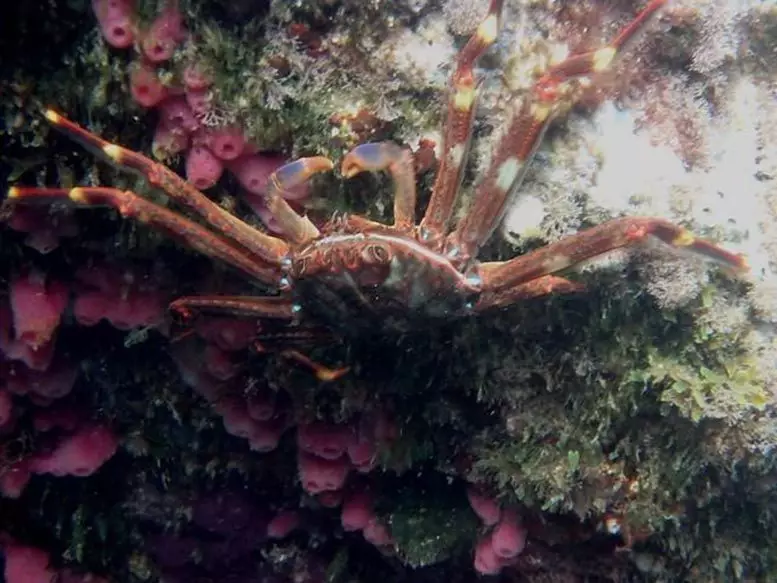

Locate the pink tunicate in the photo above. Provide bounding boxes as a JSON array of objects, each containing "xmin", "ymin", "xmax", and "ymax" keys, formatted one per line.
[
  {"xmin": 183, "ymin": 63, "xmax": 211, "ymax": 91},
  {"xmin": 92, "ymin": 0, "xmax": 136, "ymax": 48},
  {"xmin": 5, "ymin": 206, "xmax": 78, "ymax": 254},
  {"xmin": 141, "ymin": 0, "xmax": 185, "ymax": 63},
  {"xmin": 206, "ymin": 127, "xmax": 246, "ymax": 161},
  {"xmin": 341, "ymin": 490, "xmax": 373, "ymax": 532},
  {"xmin": 107, "ymin": 290, "xmax": 167, "ymax": 330},
  {"xmin": 195, "ymin": 317, "xmax": 256, "ymax": 351},
  {"xmin": 31, "ymin": 424, "xmax": 118, "ymax": 477},
  {"xmin": 33, "ymin": 406, "xmax": 84, "ymax": 433},
  {"xmin": 346, "ymin": 434, "xmax": 376, "ymax": 472},
  {"xmin": 73, "ymin": 264, "xmax": 166, "ymax": 329},
  {"xmin": 246, "ymin": 388, "xmax": 276, "ymax": 421},
  {"xmin": 130, "ymin": 61, "xmax": 168, "ymax": 108},
  {"xmin": 152, "ymin": 119, "xmax": 189, "ymax": 159},
  {"xmin": 297, "ymin": 451, "xmax": 350, "ymax": 494},
  {"xmin": 207, "ymin": 127, "xmax": 245, "ymax": 160},
  {"xmin": 214, "ymin": 397, "xmax": 255, "ymax": 439},
  {"xmin": 10, "ymin": 270, "xmax": 69, "ymax": 350},
  {"xmin": 467, "ymin": 485, "xmax": 501, "ymax": 526},
  {"xmin": 186, "ymin": 145, "xmax": 224, "ymax": 190},
  {"xmin": 0, "ymin": 461, "xmax": 31, "ymax": 499},
  {"xmin": 73, "ymin": 291, "xmax": 110, "ymax": 326},
  {"xmin": 23, "ymin": 360, "xmax": 78, "ymax": 400},
  {"xmin": 363, "ymin": 519, "xmax": 392, "ymax": 547},
  {"xmin": 297, "ymin": 422, "xmax": 353, "ymax": 460},
  {"xmin": 248, "ymin": 418, "xmax": 286, "ymax": 452},
  {"xmin": 267, "ymin": 510, "xmax": 300, "ymax": 539},
  {"xmin": 229, "ymin": 154, "xmax": 285, "ymax": 196},
  {"xmin": 158, "ymin": 97, "xmax": 199, "ymax": 133},
  {"xmin": 473, "ymin": 535, "xmax": 503, "ymax": 575},
  {"xmin": 491, "ymin": 509, "xmax": 527, "ymax": 559},
  {"xmin": 203, "ymin": 344, "xmax": 240, "ymax": 380},
  {"xmin": 3, "ymin": 544, "xmax": 57, "ymax": 583},
  {"xmin": 0, "ymin": 338, "xmax": 56, "ymax": 372},
  {"xmin": 0, "ymin": 390, "xmax": 12, "ymax": 427}
]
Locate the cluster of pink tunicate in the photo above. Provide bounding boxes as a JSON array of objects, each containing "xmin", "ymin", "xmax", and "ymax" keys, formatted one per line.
[
  {"xmin": 170, "ymin": 326, "xmax": 399, "ymax": 550},
  {"xmin": 91, "ymin": 0, "xmax": 308, "ymax": 236},
  {"xmin": 467, "ymin": 485, "xmax": 528, "ymax": 575},
  {"xmin": 142, "ymin": 488, "xmax": 330, "ymax": 582},
  {"xmin": 4, "ymin": 206, "xmax": 79, "ymax": 254},
  {"xmin": 3, "ymin": 540, "xmax": 107, "ymax": 583},
  {"xmin": 71, "ymin": 262, "xmax": 168, "ymax": 330},
  {"xmin": 0, "ymin": 263, "xmax": 169, "ymax": 498}
]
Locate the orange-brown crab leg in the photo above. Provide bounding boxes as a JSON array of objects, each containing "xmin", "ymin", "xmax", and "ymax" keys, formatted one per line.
[
  {"xmin": 418, "ymin": 0, "xmax": 503, "ymax": 248},
  {"xmin": 342, "ymin": 143, "xmax": 417, "ymax": 231},
  {"xmin": 170, "ymin": 295, "xmax": 297, "ymax": 319},
  {"xmin": 267, "ymin": 158, "xmax": 332, "ymax": 244},
  {"xmin": 475, "ymin": 217, "xmax": 748, "ymax": 296},
  {"xmin": 280, "ymin": 350, "xmax": 350, "ymax": 382},
  {"xmin": 42, "ymin": 110, "xmax": 290, "ymax": 265},
  {"xmin": 7, "ymin": 187, "xmax": 282, "ymax": 285},
  {"xmin": 475, "ymin": 275, "xmax": 584, "ymax": 311},
  {"xmin": 448, "ymin": 0, "xmax": 668, "ymax": 264},
  {"xmin": 169, "ymin": 296, "xmax": 349, "ymax": 382}
]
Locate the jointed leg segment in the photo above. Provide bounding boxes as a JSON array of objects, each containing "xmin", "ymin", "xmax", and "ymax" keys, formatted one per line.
[
  {"xmin": 41, "ymin": 110, "xmax": 291, "ymax": 265},
  {"xmin": 7, "ymin": 186, "xmax": 282, "ymax": 285},
  {"xmin": 476, "ymin": 217, "xmax": 748, "ymax": 296},
  {"xmin": 170, "ymin": 295, "xmax": 297, "ymax": 319},
  {"xmin": 418, "ymin": 0, "xmax": 504, "ymax": 248},
  {"xmin": 448, "ymin": 0, "xmax": 669, "ymax": 265}
]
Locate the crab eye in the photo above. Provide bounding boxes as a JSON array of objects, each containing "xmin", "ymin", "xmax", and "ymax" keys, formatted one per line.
[{"xmin": 363, "ymin": 244, "xmax": 390, "ymax": 264}]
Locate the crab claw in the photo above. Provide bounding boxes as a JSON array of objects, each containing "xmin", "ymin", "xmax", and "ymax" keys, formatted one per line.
[
  {"xmin": 272, "ymin": 156, "xmax": 334, "ymax": 190},
  {"xmin": 341, "ymin": 143, "xmax": 405, "ymax": 178}
]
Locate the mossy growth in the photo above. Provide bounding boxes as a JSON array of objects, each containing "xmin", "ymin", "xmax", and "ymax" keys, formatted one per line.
[
  {"xmin": 383, "ymin": 477, "xmax": 480, "ymax": 568},
  {"xmin": 463, "ymin": 264, "xmax": 777, "ymax": 578}
]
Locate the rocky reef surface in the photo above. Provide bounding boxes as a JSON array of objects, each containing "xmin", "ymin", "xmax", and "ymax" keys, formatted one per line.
[{"xmin": 0, "ymin": 0, "xmax": 776, "ymax": 581}]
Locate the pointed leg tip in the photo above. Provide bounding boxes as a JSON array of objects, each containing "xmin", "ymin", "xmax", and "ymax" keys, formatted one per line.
[
  {"xmin": 68, "ymin": 187, "xmax": 88, "ymax": 203},
  {"xmin": 44, "ymin": 109, "xmax": 61, "ymax": 124},
  {"xmin": 316, "ymin": 366, "xmax": 351, "ymax": 382}
]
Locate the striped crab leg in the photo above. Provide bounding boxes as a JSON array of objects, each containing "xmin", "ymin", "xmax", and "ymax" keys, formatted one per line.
[
  {"xmin": 168, "ymin": 296, "xmax": 349, "ymax": 381},
  {"xmin": 474, "ymin": 217, "xmax": 748, "ymax": 301},
  {"xmin": 447, "ymin": 0, "xmax": 668, "ymax": 265},
  {"xmin": 39, "ymin": 110, "xmax": 291, "ymax": 265},
  {"xmin": 6, "ymin": 186, "xmax": 282, "ymax": 285},
  {"xmin": 418, "ymin": 0, "xmax": 504, "ymax": 249}
]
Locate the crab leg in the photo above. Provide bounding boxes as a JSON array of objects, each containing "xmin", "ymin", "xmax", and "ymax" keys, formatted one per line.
[
  {"xmin": 448, "ymin": 0, "xmax": 668, "ymax": 264},
  {"xmin": 476, "ymin": 217, "xmax": 748, "ymax": 295},
  {"xmin": 7, "ymin": 187, "xmax": 281, "ymax": 285},
  {"xmin": 418, "ymin": 0, "xmax": 503, "ymax": 248},
  {"xmin": 342, "ymin": 143, "xmax": 417, "ymax": 231},
  {"xmin": 474, "ymin": 275, "xmax": 584, "ymax": 310},
  {"xmin": 42, "ymin": 110, "xmax": 290, "ymax": 264},
  {"xmin": 267, "ymin": 158, "xmax": 332, "ymax": 244},
  {"xmin": 170, "ymin": 295, "xmax": 296, "ymax": 319}
]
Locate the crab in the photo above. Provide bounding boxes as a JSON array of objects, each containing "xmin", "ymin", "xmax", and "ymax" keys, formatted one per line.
[{"xmin": 6, "ymin": 0, "xmax": 746, "ymax": 379}]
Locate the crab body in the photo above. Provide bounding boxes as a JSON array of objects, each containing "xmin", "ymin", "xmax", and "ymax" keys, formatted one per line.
[
  {"xmin": 5, "ymin": 0, "xmax": 747, "ymax": 378},
  {"xmin": 289, "ymin": 226, "xmax": 481, "ymax": 332}
]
